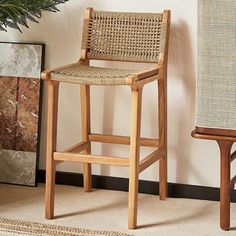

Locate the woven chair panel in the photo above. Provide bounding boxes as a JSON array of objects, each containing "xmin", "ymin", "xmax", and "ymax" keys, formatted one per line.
[
  {"xmin": 50, "ymin": 64, "xmax": 138, "ymax": 85},
  {"xmin": 82, "ymin": 11, "xmax": 166, "ymax": 63}
]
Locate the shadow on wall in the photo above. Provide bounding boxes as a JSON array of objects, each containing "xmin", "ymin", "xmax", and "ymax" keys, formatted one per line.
[
  {"xmin": 95, "ymin": 20, "xmax": 199, "ymax": 182},
  {"xmin": 101, "ymin": 86, "xmax": 117, "ymax": 176},
  {"xmin": 38, "ymin": 5, "xmax": 86, "ymax": 170},
  {"xmin": 97, "ymin": 66, "xmax": 157, "ymax": 178},
  {"xmin": 169, "ymin": 20, "xmax": 205, "ymax": 184}
]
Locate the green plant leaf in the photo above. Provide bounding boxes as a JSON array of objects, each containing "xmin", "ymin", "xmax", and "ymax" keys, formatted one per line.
[{"xmin": 0, "ymin": 0, "xmax": 68, "ymax": 32}]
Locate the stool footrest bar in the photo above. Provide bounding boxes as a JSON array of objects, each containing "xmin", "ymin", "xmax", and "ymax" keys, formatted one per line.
[
  {"xmin": 230, "ymin": 175, "xmax": 236, "ymax": 189},
  {"xmin": 139, "ymin": 148, "xmax": 164, "ymax": 173},
  {"xmin": 63, "ymin": 141, "xmax": 89, "ymax": 153},
  {"xmin": 89, "ymin": 133, "xmax": 159, "ymax": 147},
  {"xmin": 231, "ymin": 150, "xmax": 236, "ymax": 163},
  {"xmin": 53, "ymin": 152, "xmax": 130, "ymax": 167}
]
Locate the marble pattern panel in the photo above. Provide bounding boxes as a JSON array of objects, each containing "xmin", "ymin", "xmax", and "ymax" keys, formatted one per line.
[
  {"xmin": 0, "ymin": 42, "xmax": 44, "ymax": 186},
  {"xmin": 0, "ymin": 149, "xmax": 36, "ymax": 186}
]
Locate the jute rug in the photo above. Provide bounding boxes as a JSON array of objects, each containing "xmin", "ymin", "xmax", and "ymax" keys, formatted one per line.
[{"xmin": 0, "ymin": 217, "xmax": 133, "ymax": 236}]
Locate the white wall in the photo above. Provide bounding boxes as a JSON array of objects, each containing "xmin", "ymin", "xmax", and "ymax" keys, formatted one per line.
[{"xmin": 1, "ymin": 0, "xmax": 228, "ymax": 188}]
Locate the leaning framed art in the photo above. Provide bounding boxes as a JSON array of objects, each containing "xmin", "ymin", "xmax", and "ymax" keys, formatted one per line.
[{"xmin": 0, "ymin": 42, "xmax": 45, "ymax": 186}]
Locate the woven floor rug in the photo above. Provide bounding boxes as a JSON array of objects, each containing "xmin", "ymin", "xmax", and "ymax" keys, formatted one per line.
[{"xmin": 0, "ymin": 217, "xmax": 132, "ymax": 236}]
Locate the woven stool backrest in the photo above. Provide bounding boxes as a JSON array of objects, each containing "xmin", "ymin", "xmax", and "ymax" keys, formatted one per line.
[{"xmin": 82, "ymin": 9, "xmax": 169, "ymax": 63}]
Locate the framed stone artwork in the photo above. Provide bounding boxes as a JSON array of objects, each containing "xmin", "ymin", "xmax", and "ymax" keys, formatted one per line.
[{"xmin": 0, "ymin": 42, "xmax": 45, "ymax": 186}]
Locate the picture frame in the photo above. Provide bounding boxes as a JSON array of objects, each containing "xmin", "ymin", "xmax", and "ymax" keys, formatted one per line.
[{"xmin": 0, "ymin": 42, "xmax": 45, "ymax": 186}]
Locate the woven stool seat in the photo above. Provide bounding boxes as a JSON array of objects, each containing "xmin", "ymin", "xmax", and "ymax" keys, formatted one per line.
[{"xmin": 50, "ymin": 64, "xmax": 140, "ymax": 85}]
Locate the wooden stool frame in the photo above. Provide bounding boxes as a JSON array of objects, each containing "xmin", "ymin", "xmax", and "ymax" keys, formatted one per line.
[
  {"xmin": 43, "ymin": 8, "xmax": 171, "ymax": 229},
  {"xmin": 192, "ymin": 127, "xmax": 236, "ymax": 231}
]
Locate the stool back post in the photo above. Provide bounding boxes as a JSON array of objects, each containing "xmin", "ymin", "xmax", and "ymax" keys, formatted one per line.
[
  {"xmin": 45, "ymin": 80, "xmax": 59, "ymax": 219},
  {"xmin": 80, "ymin": 7, "xmax": 93, "ymax": 192},
  {"xmin": 80, "ymin": 7, "xmax": 93, "ymax": 63},
  {"xmin": 158, "ymin": 10, "xmax": 171, "ymax": 148},
  {"xmin": 158, "ymin": 10, "xmax": 171, "ymax": 200}
]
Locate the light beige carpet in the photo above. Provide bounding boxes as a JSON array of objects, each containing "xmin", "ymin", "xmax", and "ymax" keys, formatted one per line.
[{"xmin": 0, "ymin": 183, "xmax": 236, "ymax": 236}]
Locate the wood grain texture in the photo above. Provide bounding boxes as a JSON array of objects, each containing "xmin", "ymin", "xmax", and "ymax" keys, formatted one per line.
[
  {"xmin": 158, "ymin": 77, "xmax": 167, "ymax": 200},
  {"xmin": 217, "ymin": 140, "xmax": 233, "ymax": 231},
  {"xmin": 54, "ymin": 152, "xmax": 129, "ymax": 166},
  {"xmin": 231, "ymin": 150, "xmax": 236, "ymax": 163},
  {"xmin": 158, "ymin": 10, "xmax": 170, "ymax": 201},
  {"xmin": 128, "ymin": 87, "xmax": 142, "ymax": 229},
  {"xmin": 89, "ymin": 133, "xmax": 159, "ymax": 147},
  {"xmin": 139, "ymin": 149, "xmax": 164, "ymax": 174},
  {"xmin": 45, "ymin": 80, "xmax": 59, "ymax": 220},
  {"xmin": 196, "ymin": 127, "xmax": 236, "ymax": 138},
  {"xmin": 80, "ymin": 84, "xmax": 92, "ymax": 192},
  {"xmin": 192, "ymin": 130, "xmax": 236, "ymax": 142},
  {"xmin": 63, "ymin": 141, "xmax": 89, "ymax": 153}
]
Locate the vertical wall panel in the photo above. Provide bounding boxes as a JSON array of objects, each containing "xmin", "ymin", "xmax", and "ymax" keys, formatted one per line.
[
  {"xmin": 0, "ymin": 43, "xmax": 44, "ymax": 186},
  {"xmin": 196, "ymin": 0, "xmax": 236, "ymax": 130}
]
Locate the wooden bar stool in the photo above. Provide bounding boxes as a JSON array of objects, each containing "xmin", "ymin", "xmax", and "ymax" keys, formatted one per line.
[{"xmin": 42, "ymin": 8, "xmax": 171, "ymax": 229}]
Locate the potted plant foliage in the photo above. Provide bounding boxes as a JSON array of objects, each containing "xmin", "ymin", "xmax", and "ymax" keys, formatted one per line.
[{"xmin": 0, "ymin": 0, "xmax": 68, "ymax": 32}]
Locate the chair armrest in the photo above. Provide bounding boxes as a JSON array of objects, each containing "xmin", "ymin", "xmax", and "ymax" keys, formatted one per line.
[
  {"xmin": 136, "ymin": 65, "xmax": 162, "ymax": 80},
  {"xmin": 41, "ymin": 59, "xmax": 86, "ymax": 80},
  {"xmin": 131, "ymin": 65, "xmax": 163, "ymax": 87}
]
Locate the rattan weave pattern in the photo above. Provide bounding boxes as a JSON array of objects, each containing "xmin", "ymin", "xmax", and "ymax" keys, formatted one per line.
[
  {"xmin": 82, "ymin": 10, "xmax": 165, "ymax": 62},
  {"xmin": 50, "ymin": 64, "xmax": 138, "ymax": 85},
  {"xmin": 0, "ymin": 217, "xmax": 132, "ymax": 236}
]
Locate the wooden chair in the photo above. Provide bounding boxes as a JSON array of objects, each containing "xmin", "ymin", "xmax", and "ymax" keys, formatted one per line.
[
  {"xmin": 42, "ymin": 8, "xmax": 171, "ymax": 229},
  {"xmin": 192, "ymin": 129, "xmax": 236, "ymax": 230},
  {"xmin": 192, "ymin": 0, "xmax": 236, "ymax": 230}
]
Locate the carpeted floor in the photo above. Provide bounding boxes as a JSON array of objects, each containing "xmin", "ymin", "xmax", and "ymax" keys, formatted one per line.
[
  {"xmin": 0, "ymin": 217, "xmax": 132, "ymax": 236},
  {"xmin": 0, "ymin": 183, "xmax": 236, "ymax": 236}
]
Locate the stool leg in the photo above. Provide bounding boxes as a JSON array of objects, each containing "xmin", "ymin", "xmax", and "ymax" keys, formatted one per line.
[
  {"xmin": 128, "ymin": 87, "xmax": 142, "ymax": 229},
  {"xmin": 80, "ymin": 85, "xmax": 92, "ymax": 192},
  {"xmin": 45, "ymin": 81, "xmax": 59, "ymax": 219},
  {"xmin": 158, "ymin": 78, "xmax": 167, "ymax": 200},
  {"xmin": 217, "ymin": 140, "xmax": 233, "ymax": 231}
]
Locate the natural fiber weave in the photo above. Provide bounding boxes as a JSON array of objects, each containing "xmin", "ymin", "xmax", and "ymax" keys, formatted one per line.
[
  {"xmin": 82, "ymin": 10, "xmax": 166, "ymax": 63},
  {"xmin": 50, "ymin": 64, "xmax": 138, "ymax": 85},
  {"xmin": 48, "ymin": 9, "xmax": 168, "ymax": 85},
  {"xmin": 196, "ymin": 0, "xmax": 236, "ymax": 130},
  {"xmin": 0, "ymin": 217, "xmax": 133, "ymax": 236}
]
